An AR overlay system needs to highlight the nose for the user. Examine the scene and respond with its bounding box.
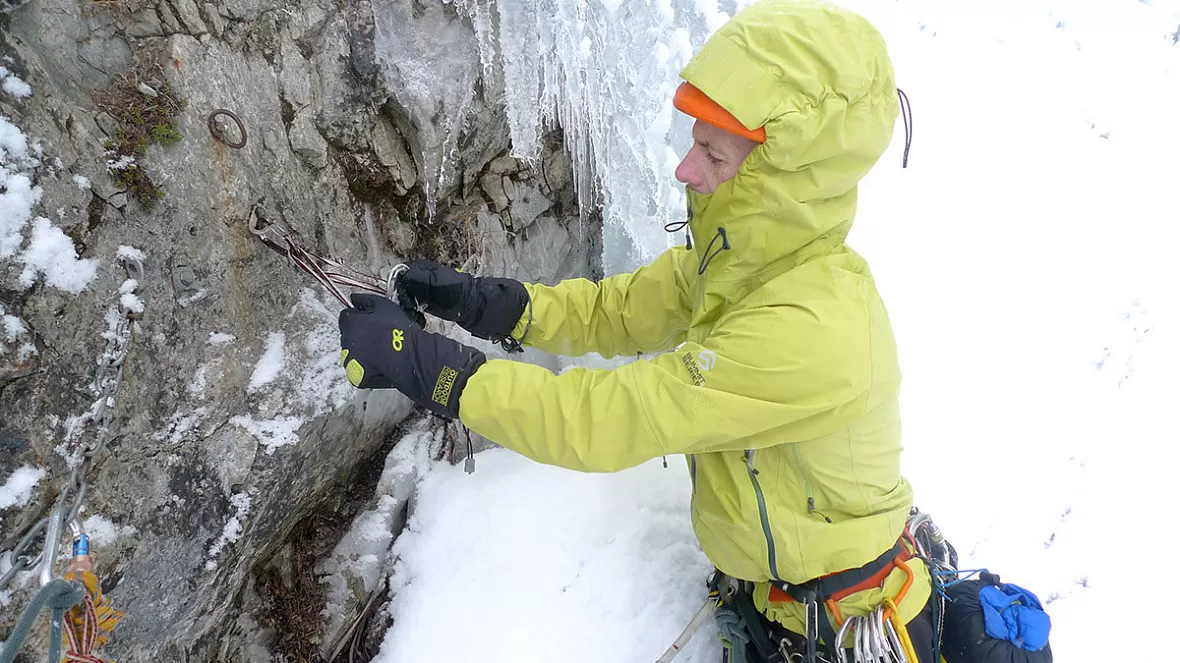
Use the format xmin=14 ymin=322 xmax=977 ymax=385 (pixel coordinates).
xmin=675 ymin=148 xmax=705 ymax=191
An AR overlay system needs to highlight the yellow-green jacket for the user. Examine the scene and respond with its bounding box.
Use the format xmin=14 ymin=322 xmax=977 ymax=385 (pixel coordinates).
xmin=460 ymin=0 xmax=930 ymax=627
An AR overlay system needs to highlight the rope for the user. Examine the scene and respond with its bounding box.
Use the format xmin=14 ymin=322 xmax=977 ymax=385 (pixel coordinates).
xmin=62 ymin=569 xmax=120 ymax=662
xmin=0 ymin=579 xmax=85 ymax=663
xmin=654 ymin=599 xmax=716 ymax=663
xmin=713 ymin=602 xmax=750 ymax=663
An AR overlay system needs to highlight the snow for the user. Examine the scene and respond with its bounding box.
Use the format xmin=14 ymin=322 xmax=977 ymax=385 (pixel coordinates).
xmin=81 ymin=515 xmax=137 ymax=548
xmin=17 ymin=216 xmax=98 ymax=293
xmin=0 ymin=466 xmax=45 ymax=512
xmin=230 ymin=414 xmax=303 ymax=454
xmin=118 ymin=277 xmax=145 ymax=313
xmin=205 ymin=492 xmax=252 ymax=570
xmin=0 ymin=301 xmax=36 ymax=361
xmin=0 ymin=115 xmax=40 ymax=260
xmin=189 ymin=364 xmax=211 ymax=397
xmin=153 ymin=407 xmax=210 ymax=445
xmin=116 ymin=245 xmax=146 ymax=262
xmin=207 ymin=331 xmax=235 ymax=345
xmin=289 ymin=288 xmax=353 ymax=415
xmin=72 ymin=174 xmax=90 ymax=190
xmin=374 ymin=451 xmax=717 ymax=663
xmin=373 ymin=1 xmax=1180 ymax=662
xmin=0 ymin=66 xmax=32 ymax=99
xmin=247 ymin=332 xmax=286 ymax=392
xmin=105 ymin=154 xmax=135 ymax=172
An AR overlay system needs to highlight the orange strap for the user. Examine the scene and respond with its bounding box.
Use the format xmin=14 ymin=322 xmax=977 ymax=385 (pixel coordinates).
xmin=768 ymin=544 xmax=914 ymax=606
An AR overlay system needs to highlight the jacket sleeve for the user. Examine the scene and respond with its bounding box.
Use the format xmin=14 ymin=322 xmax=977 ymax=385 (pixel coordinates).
xmin=459 ymin=301 xmax=876 ymax=472
xmin=509 ymin=246 xmax=695 ymax=358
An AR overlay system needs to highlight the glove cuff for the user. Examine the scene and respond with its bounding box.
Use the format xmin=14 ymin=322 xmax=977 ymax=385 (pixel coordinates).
xmin=444 ymin=351 xmax=486 ymax=419
xmin=469 ymin=277 xmax=529 ymax=344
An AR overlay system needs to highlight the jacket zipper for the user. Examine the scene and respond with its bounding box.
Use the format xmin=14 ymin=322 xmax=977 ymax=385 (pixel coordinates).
xmin=793 ymin=445 xmax=833 ymax=523
xmin=689 ymin=454 xmax=697 ymax=494
xmin=745 ymin=450 xmax=783 ymax=581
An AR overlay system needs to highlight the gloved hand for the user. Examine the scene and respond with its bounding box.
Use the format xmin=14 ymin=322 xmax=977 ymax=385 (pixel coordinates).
xmin=339 ymin=293 xmax=486 ymax=418
xmin=397 ymin=260 xmax=529 ymax=347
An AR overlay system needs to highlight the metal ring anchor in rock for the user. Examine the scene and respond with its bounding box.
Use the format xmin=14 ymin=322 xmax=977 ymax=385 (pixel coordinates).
xmin=207 ymin=109 xmax=248 ymax=148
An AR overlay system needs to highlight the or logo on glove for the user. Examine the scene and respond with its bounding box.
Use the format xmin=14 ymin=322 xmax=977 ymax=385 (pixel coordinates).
xmin=338 ymin=293 xmax=486 ymax=419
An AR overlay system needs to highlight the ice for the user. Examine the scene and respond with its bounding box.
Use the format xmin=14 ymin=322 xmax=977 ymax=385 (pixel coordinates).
xmin=372 ymin=0 xmax=481 ymax=215
xmin=317 ymin=420 xmax=441 ymax=653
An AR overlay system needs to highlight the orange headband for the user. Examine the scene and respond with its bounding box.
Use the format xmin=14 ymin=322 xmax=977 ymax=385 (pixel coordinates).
xmin=673 ymin=82 xmax=767 ymax=144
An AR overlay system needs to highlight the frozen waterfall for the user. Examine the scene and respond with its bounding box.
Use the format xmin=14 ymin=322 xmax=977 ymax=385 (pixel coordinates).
xmin=375 ymin=0 xmax=760 ymax=274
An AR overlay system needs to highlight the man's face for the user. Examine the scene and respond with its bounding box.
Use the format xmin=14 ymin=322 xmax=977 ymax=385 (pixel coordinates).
xmin=674 ymin=120 xmax=760 ymax=195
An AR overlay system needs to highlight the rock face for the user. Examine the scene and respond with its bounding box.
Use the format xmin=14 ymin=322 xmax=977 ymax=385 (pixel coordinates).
xmin=0 ymin=0 xmax=600 ymax=659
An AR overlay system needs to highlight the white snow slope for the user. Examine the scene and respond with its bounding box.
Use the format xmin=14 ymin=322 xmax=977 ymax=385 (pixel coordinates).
xmin=371 ymin=1 xmax=1180 ymax=662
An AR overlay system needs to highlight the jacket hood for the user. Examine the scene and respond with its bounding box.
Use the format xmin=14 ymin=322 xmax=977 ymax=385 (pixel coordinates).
xmin=680 ymin=0 xmax=898 ymax=286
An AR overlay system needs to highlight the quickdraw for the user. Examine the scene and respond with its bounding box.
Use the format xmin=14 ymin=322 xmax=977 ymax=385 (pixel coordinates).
xmin=247 ymin=202 xmax=407 ymax=309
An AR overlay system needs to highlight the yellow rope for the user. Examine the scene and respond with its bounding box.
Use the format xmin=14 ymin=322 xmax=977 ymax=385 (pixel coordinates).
xmin=884 ymin=598 xmax=920 ymax=663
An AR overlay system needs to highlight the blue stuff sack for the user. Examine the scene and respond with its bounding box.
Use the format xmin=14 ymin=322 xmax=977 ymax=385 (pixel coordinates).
xmin=978 ymin=583 xmax=1051 ymax=651
xmin=942 ymin=573 xmax=1052 ymax=663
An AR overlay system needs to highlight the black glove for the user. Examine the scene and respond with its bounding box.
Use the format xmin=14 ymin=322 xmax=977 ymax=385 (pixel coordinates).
xmin=339 ymin=293 xmax=486 ymax=418
xmin=397 ymin=260 xmax=529 ymax=349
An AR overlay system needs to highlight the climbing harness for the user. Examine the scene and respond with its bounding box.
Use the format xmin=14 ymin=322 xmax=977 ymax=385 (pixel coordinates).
xmin=247 ymin=202 xmax=407 ymax=310
xmin=0 ymin=252 xmax=139 ymax=662
xmin=658 ymin=511 xmax=955 ymax=663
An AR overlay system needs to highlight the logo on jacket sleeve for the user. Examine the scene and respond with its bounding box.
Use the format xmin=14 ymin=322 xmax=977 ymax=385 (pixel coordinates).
xmin=697 ymin=350 xmax=717 ymax=371
xmin=681 ymin=352 xmax=707 ymax=387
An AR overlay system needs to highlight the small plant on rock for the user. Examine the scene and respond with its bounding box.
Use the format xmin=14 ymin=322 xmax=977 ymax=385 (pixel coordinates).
xmin=91 ymin=64 xmax=185 ymax=210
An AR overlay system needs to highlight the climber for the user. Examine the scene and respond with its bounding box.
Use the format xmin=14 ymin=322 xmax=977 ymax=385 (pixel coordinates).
xmin=338 ymin=1 xmax=934 ymax=661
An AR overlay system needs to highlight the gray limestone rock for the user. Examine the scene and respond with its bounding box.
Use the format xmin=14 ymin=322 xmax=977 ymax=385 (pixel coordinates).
xmin=480 ymin=171 xmax=509 ymax=212
xmin=94 ymin=111 xmax=120 ymax=137
xmin=0 ymin=1 xmax=601 ymax=661
xmin=170 ymin=0 xmax=209 ymax=35
xmin=288 ymin=108 xmax=328 ymax=170
xmin=158 ymin=0 xmax=183 ymax=35
xmin=504 ymin=177 xmax=552 ymax=230
xmin=125 ymin=8 xmax=166 ymax=37
xmin=202 ymin=3 xmax=225 ymax=39
xmin=222 ymin=0 xmax=275 ymax=22
xmin=489 ymin=154 xmax=518 ymax=174
xmin=277 ymin=31 xmax=313 ymax=110
xmin=371 ymin=115 xmax=415 ymax=195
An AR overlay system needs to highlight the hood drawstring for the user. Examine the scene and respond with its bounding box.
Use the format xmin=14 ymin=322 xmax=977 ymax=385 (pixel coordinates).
xmin=897 ymin=88 xmax=913 ymax=168
xmin=697 ymin=227 xmax=729 ymax=275
xmin=666 ymin=200 xmax=694 ymax=249
xmin=664 ymin=219 xmax=692 ymax=249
